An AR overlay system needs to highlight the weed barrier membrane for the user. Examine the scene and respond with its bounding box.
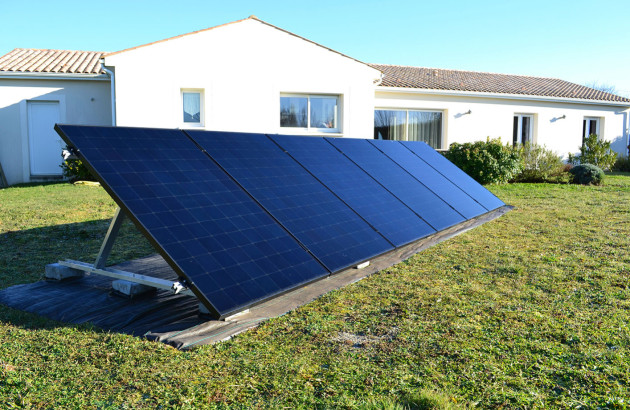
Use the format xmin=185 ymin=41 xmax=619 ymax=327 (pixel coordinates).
xmin=0 ymin=206 xmax=511 ymax=349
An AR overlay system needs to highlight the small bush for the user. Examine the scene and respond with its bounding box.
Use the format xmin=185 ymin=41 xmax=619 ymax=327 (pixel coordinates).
xmin=567 ymin=134 xmax=618 ymax=171
xmin=444 ymin=138 xmax=522 ymax=184
xmin=60 ymin=147 xmax=96 ymax=182
xmin=512 ymin=143 xmax=565 ymax=182
xmin=569 ymin=164 xmax=605 ymax=185
xmin=612 ymin=155 xmax=630 ymax=172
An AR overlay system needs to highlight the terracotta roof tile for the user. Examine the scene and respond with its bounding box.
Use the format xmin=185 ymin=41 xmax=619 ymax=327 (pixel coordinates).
xmin=0 ymin=48 xmax=105 ymax=74
xmin=370 ymin=64 xmax=630 ymax=103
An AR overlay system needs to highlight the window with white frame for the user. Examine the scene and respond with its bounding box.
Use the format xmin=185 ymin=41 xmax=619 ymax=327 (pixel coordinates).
xmin=280 ymin=94 xmax=340 ymax=132
xmin=374 ymin=109 xmax=443 ymax=149
xmin=582 ymin=117 xmax=600 ymax=143
xmin=513 ymin=114 xmax=534 ymax=145
xmin=182 ymin=90 xmax=203 ymax=126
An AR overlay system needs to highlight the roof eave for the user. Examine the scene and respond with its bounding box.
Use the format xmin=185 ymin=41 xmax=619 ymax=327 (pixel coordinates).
xmin=376 ymin=86 xmax=630 ymax=108
xmin=0 ymin=71 xmax=109 ymax=81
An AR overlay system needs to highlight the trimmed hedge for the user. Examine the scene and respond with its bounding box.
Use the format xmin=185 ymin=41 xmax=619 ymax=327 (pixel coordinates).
xmin=569 ymin=164 xmax=605 ymax=185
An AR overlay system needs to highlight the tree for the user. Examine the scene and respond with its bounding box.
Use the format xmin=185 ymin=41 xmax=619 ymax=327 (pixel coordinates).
xmin=584 ymin=81 xmax=618 ymax=95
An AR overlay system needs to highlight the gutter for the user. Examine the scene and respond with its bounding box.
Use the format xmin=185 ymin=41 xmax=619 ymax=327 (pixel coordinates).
xmin=0 ymin=71 xmax=109 ymax=81
xmin=376 ymin=86 xmax=630 ymax=108
xmin=100 ymin=59 xmax=116 ymax=126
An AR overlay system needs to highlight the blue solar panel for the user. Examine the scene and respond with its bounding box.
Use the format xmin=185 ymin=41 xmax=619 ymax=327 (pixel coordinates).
xmin=270 ymin=134 xmax=435 ymax=247
xmin=186 ymin=130 xmax=394 ymax=272
xmin=368 ymin=140 xmax=487 ymax=219
xmin=55 ymin=125 xmax=328 ymax=319
xmin=55 ymin=125 xmax=507 ymax=320
xmin=327 ymin=138 xmax=466 ymax=231
xmin=400 ymin=141 xmax=505 ymax=211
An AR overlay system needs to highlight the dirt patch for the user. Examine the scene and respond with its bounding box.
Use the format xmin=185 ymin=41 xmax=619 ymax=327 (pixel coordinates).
xmin=332 ymin=327 xmax=398 ymax=348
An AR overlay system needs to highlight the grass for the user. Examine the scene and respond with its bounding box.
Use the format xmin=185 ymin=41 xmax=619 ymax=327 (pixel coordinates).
xmin=1 ymin=175 xmax=630 ymax=408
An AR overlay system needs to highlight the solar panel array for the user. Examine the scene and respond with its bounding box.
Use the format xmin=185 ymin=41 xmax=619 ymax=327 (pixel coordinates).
xmin=55 ymin=125 xmax=505 ymax=319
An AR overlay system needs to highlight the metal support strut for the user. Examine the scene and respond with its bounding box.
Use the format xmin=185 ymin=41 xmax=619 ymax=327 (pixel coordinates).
xmin=57 ymin=207 xmax=193 ymax=297
xmin=94 ymin=207 xmax=126 ymax=269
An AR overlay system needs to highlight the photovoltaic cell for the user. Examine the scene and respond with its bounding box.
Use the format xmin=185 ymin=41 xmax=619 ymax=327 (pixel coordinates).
xmin=368 ymin=139 xmax=487 ymax=219
xmin=327 ymin=138 xmax=466 ymax=231
xmin=187 ymin=130 xmax=394 ymax=272
xmin=54 ymin=125 xmax=328 ymax=319
xmin=400 ymin=141 xmax=505 ymax=211
xmin=270 ymin=134 xmax=435 ymax=247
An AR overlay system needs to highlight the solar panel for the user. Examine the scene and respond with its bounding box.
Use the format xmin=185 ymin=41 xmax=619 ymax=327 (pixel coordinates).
xmin=55 ymin=125 xmax=507 ymax=320
xmin=400 ymin=141 xmax=505 ymax=211
xmin=367 ymin=140 xmax=487 ymax=219
xmin=270 ymin=134 xmax=435 ymax=247
xmin=55 ymin=125 xmax=329 ymax=319
xmin=186 ymin=130 xmax=394 ymax=272
xmin=327 ymin=138 xmax=466 ymax=231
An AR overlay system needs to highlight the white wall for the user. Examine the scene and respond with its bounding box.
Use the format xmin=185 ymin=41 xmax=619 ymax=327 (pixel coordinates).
xmin=0 ymin=78 xmax=111 ymax=185
xmin=105 ymin=19 xmax=380 ymax=139
xmin=375 ymin=90 xmax=630 ymax=158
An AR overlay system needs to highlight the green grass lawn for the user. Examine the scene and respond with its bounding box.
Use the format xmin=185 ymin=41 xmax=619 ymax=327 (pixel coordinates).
xmin=1 ymin=176 xmax=629 ymax=408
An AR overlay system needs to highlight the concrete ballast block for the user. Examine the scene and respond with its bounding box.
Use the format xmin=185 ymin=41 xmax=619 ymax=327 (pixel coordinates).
xmin=45 ymin=263 xmax=84 ymax=280
xmin=112 ymin=280 xmax=154 ymax=296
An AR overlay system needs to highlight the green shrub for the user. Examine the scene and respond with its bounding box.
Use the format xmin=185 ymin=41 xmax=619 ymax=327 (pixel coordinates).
xmin=612 ymin=155 xmax=630 ymax=172
xmin=444 ymin=138 xmax=522 ymax=184
xmin=512 ymin=143 xmax=565 ymax=182
xmin=567 ymin=134 xmax=618 ymax=171
xmin=60 ymin=147 xmax=96 ymax=182
xmin=569 ymin=164 xmax=605 ymax=185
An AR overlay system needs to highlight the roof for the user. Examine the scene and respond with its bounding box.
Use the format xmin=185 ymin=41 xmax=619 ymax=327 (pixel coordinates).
xmin=0 ymin=48 xmax=104 ymax=74
xmin=370 ymin=64 xmax=630 ymax=103
xmin=104 ymin=16 xmax=374 ymax=70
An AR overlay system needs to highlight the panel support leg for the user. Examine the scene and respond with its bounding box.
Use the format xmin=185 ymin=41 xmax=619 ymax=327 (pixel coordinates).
xmin=94 ymin=207 xmax=126 ymax=269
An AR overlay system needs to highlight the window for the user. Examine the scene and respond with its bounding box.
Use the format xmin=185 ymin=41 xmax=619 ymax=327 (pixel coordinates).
xmin=280 ymin=94 xmax=339 ymax=132
xmin=182 ymin=90 xmax=203 ymax=126
xmin=513 ymin=114 xmax=533 ymax=145
xmin=583 ymin=117 xmax=600 ymax=143
xmin=374 ymin=109 xmax=443 ymax=149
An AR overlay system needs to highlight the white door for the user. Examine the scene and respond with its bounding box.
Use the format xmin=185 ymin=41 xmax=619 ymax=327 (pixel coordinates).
xmin=28 ymin=101 xmax=63 ymax=176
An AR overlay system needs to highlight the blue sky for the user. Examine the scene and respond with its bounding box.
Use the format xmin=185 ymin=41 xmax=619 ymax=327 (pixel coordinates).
xmin=2 ymin=0 xmax=628 ymax=96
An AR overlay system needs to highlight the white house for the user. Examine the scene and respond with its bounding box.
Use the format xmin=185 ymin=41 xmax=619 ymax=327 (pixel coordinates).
xmin=1 ymin=16 xmax=629 ymax=186
xmin=371 ymin=64 xmax=630 ymax=157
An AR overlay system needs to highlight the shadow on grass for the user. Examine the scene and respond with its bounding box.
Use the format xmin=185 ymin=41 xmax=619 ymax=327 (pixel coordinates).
xmin=0 ymin=218 xmax=154 ymax=330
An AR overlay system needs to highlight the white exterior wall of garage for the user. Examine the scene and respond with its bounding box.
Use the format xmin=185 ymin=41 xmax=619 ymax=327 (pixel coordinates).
xmin=0 ymin=76 xmax=111 ymax=185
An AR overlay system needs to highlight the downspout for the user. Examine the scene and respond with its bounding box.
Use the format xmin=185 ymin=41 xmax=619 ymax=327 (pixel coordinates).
xmin=100 ymin=58 xmax=116 ymax=126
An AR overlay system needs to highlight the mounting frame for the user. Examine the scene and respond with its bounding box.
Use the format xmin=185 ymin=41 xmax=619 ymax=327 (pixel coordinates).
xmin=57 ymin=207 xmax=195 ymax=297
